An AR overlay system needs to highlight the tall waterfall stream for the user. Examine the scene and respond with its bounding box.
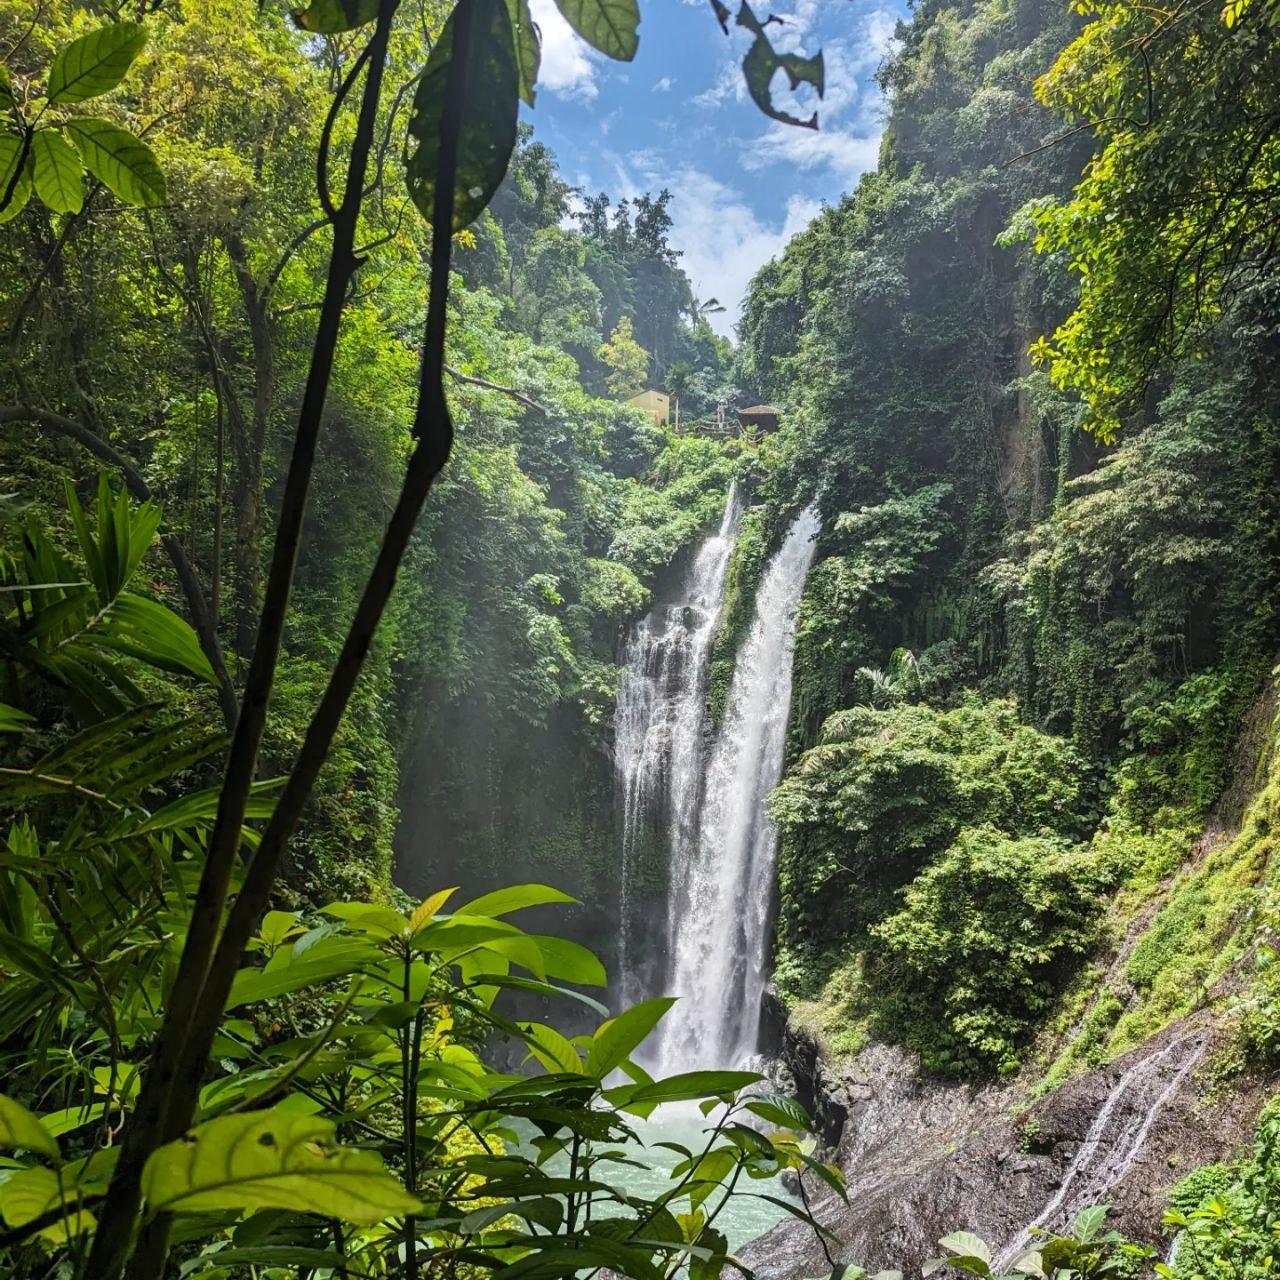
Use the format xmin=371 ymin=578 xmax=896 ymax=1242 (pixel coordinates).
xmin=614 ymin=494 xmax=820 ymax=1071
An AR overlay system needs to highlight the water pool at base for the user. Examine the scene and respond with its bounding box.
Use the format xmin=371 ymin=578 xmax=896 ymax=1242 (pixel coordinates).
xmin=513 ymin=1101 xmax=799 ymax=1255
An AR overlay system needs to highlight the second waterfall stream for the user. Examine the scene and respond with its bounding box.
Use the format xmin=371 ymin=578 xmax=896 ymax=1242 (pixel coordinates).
xmin=614 ymin=491 xmax=821 ymax=1074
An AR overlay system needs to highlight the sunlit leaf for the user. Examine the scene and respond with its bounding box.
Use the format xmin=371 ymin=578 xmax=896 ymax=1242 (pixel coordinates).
xmin=31 ymin=130 xmax=84 ymax=213
xmin=142 ymin=1109 xmax=422 ymax=1222
xmin=293 ymin=0 xmax=379 ymax=32
xmin=47 ymin=22 xmax=147 ymax=104
xmin=523 ymin=1021 xmax=583 ymax=1073
xmin=585 ymin=996 xmax=674 ymax=1077
xmin=553 ymin=0 xmax=639 ymax=59
xmin=454 ymin=882 xmax=578 ymax=920
xmin=0 ymin=1095 xmax=59 ymax=1159
xmin=66 ymin=118 xmax=166 ymax=207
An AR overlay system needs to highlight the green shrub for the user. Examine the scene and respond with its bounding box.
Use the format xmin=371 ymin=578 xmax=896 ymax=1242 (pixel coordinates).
xmin=870 ymin=825 xmax=1115 ymax=1074
xmin=1167 ymin=1100 xmax=1280 ymax=1280
xmin=771 ymin=696 xmax=1092 ymax=1001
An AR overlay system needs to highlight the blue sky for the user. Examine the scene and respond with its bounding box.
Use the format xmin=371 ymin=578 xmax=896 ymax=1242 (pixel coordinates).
xmin=523 ymin=0 xmax=906 ymax=336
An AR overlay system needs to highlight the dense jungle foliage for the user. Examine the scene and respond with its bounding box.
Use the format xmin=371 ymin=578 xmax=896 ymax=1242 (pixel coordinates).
xmin=2 ymin=0 xmax=1280 ymax=1270
xmin=0 ymin=0 xmax=848 ymax=1275
xmin=730 ymin=0 xmax=1280 ymax=1088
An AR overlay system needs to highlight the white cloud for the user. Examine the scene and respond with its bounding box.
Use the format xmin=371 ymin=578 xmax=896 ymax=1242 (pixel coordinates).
xmin=611 ymin=159 xmax=824 ymax=338
xmin=740 ymin=15 xmax=896 ymax=187
xmin=529 ymin=0 xmax=598 ymax=101
xmin=653 ymin=75 xmax=674 ymax=93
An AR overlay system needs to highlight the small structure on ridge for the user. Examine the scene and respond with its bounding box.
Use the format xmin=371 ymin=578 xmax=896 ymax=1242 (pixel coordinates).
xmin=627 ymin=389 xmax=670 ymax=426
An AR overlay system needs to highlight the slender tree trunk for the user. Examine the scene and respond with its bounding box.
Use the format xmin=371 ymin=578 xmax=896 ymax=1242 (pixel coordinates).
xmin=84 ymin=9 xmax=401 ymax=1272
xmin=225 ymin=231 xmax=277 ymax=654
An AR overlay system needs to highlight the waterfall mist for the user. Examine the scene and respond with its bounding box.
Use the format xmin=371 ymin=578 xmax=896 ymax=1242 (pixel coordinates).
xmin=653 ymin=503 xmax=820 ymax=1072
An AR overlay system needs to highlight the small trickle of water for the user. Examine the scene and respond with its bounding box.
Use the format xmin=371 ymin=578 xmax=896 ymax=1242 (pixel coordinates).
xmin=995 ymin=1033 xmax=1208 ymax=1270
xmin=653 ymin=503 xmax=821 ymax=1074
xmin=614 ymin=484 xmax=741 ymax=1002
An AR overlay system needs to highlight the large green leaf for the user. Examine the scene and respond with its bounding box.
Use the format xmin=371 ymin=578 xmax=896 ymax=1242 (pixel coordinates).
xmin=0 ymin=703 xmax=34 ymax=733
xmin=31 ymin=130 xmax=84 ymax=213
xmin=405 ymin=0 xmax=520 ymax=232
xmin=142 ymin=1109 xmax=421 ymax=1222
xmin=585 ymin=997 xmax=674 ymax=1078
xmin=293 ymin=0 xmax=379 ymax=33
xmin=91 ymin=593 xmax=215 ymax=683
xmin=227 ymin=939 xmax=382 ymax=1006
xmin=0 ymin=1166 xmax=95 ymax=1243
xmin=609 ymin=1070 xmax=763 ymax=1108
xmin=528 ymin=934 xmax=607 ymax=986
xmin=455 ymin=883 xmax=578 ymax=917
xmin=522 ymin=1021 xmax=583 ymax=1074
xmin=743 ymin=1092 xmax=810 ymax=1132
xmin=0 ymin=1095 xmax=59 ymax=1159
xmin=553 ymin=0 xmax=639 ymax=60
xmin=66 ymin=118 xmax=166 ymax=207
xmin=507 ymin=0 xmax=540 ymax=105
xmin=0 ymin=133 xmax=32 ymax=223
xmin=47 ymin=22 xmax=147 ymax=104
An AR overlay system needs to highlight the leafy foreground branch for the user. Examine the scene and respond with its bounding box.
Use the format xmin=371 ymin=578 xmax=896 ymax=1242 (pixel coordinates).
xmin=0 ymin=0 xmax=843 ymax=1276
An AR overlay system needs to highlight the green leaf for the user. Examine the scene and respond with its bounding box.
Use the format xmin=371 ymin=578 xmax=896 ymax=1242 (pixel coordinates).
xmin=744 ymin=1092 xmax=810 ymax=1131
xmin=0 ymin=1166 xmax=94 ymax=1242
xmin=585 ymin=997 xmax=674 ymax=1078
xmin=1072 ymin=1204 xmax=1109 ymax=1242
xmin=553 ymin=0 xmax=639 ymax=60
xmin=31 ymin=130 xmax=84 ymax=213
xmin=47 ymin=22 xmax=146 ymax=104
xmin=940 ymin=1233 xmax=992 ymax=1265
xmin=292 ymin=0 xmax=379 ymax=33
xmin=522 ymin=1021 xmax=583 ymax=1074
xmin=454 ymin=883 xmax=578 ymax=918
xmin=142 ymin=1109 xmax=422 ymax=1223
xmin=611 ymin=1070 xmax=763 ymax=1108
xmin=405 ymin=0 xmax=520 ymax=233
xmin=0 ymin=703 xmax=34 ymax=733
xmin=227 ymin=940 xmax=382 ymax=1006
xmin=507 ymin=0 xmax=540 ymax=105
xmin=520 ymin=934 xmax=603 ymax=986
xmin=91 ymin=593 xmax=215 ymax=682
xmin=66 ymin=118 xmax=166 ymax=207
xmin=0 ymin=133 xmax=32 ymax=223
xmin=0 ymin=1095 xmax=60 ymax=1160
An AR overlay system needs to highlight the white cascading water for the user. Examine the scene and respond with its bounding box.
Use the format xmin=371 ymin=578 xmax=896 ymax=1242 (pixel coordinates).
xmin=651 ymin=502 xmax=821 ymax=1073
xmin=994 ymin=1031 xmax=1209 ymax=1270
xmin=614 ymin=483 xmax=742 ymax=1003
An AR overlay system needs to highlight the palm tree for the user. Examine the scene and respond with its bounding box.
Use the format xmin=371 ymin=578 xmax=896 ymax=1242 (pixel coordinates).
xmin=666 ymin=360 xmax=693 ymax=433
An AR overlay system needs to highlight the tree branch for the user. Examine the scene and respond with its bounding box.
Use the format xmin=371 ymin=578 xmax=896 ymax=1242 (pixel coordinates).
xmin=85 ymin=3 xmax=402 ymax=1274
xmin=443 ymin=363 xmax=546 ymax=414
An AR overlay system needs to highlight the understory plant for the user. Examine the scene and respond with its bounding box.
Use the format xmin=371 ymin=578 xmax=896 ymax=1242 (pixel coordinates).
xmin=0 ymin=0 xmax=838 ymax=1275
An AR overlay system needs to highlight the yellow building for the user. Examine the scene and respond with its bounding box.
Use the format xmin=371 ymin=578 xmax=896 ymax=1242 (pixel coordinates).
xmin=626 ymin=388 xmax=670 ymax=426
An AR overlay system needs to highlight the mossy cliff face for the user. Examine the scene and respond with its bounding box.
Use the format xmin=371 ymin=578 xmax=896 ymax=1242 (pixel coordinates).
xmin=750 ymin=1015 xmax=1277 ymax=1279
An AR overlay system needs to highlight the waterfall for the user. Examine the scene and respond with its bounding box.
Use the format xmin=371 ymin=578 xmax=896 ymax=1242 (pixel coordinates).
xmin=994 ymin=1031 xmax=1209 ymax=1270
xmin=652 ymin=502 xmax=821 ymax=1073
xmin=614 ymin=483 xmax=741 ymax=1004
